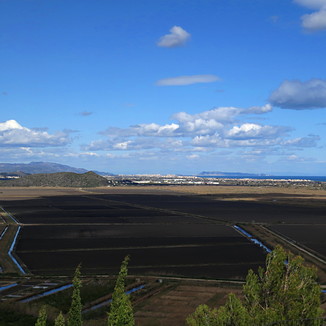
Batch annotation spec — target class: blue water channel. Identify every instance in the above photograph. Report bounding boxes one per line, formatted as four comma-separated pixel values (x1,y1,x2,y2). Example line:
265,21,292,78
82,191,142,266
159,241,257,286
0,206,19,224
0,226,8,241
233,225,271,253
20,284,74,303
8,226,26,275
0,283,18,292
83,284,146,314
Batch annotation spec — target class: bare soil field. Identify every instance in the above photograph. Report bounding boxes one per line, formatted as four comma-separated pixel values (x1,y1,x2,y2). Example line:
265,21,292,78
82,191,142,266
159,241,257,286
134,283,242,326
0,186,325,324
0,187,268,278
154,185,326,204
0,186,325,280
17,244,265,277
90,192,326,224
0,187,84,200
268,225,326,258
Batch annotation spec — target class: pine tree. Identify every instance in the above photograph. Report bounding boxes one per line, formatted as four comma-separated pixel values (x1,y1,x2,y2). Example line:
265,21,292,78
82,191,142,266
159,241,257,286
186,304,219,326
35,305,47,326
67,265,82,326
187,246,324,326
108,256,135,326
215,294,251,326
55,312,65,326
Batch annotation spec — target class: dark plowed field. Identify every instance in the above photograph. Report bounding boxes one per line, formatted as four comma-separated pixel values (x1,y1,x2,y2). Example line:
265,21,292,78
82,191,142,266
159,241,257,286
92,194,326,224
17,236,249,251
16,224,245,252
17,224,240,239
17,243,266,277
10,191,325,278
3,193,325,224
269,225,326,258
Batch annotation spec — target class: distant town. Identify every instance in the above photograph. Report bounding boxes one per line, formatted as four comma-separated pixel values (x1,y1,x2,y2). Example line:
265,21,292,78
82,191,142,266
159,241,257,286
0,162,325,189
104,174,326,189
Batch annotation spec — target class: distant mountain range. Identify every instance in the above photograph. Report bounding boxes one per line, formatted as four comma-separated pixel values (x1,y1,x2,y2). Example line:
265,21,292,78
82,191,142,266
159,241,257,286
0,171,109,187
198,171,268,177
0,162,112,176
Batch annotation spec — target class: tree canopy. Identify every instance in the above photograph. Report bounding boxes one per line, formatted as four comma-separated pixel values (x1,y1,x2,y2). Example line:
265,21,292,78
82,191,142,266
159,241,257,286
108,256,135,326
67,265,82,326
187,246,324,326
35,306,47,326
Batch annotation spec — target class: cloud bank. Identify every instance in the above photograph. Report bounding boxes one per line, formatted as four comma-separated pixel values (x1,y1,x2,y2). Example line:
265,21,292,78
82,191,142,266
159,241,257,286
85,104,316,157
157,26,191,48
269,79,326,109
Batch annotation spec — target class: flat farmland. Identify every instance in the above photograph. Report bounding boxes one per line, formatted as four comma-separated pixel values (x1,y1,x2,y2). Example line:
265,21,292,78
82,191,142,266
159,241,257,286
2,186,325,279
17,244,265,277
2,196,190,224
16,224,245,251
91,192,326,224
0,189,268,278
268,225,326,258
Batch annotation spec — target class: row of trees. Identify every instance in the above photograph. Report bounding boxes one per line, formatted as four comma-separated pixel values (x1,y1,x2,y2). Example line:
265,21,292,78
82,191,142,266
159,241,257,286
35,247,324,326
35,256,134,326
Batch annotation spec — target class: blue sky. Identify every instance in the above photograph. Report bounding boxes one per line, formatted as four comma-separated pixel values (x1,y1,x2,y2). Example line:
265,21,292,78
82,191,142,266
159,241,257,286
1,0,326,175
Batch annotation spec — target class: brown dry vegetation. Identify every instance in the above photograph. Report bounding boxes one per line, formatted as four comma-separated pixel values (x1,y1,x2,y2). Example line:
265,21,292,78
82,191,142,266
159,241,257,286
134,282,242,326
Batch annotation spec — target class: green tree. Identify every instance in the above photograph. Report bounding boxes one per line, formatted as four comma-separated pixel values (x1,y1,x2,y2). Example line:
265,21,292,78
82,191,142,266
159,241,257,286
186,304,219,326
35,305,47,326
214,294,251,326
108,256,135,326
55,312,65,326
187,246,324,326
67,265,82,326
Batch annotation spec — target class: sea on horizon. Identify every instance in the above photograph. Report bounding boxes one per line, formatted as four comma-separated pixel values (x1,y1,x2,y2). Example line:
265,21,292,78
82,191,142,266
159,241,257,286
200,175,326,182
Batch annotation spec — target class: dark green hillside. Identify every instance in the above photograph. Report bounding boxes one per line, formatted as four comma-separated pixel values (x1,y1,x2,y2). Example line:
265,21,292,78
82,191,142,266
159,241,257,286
0,171,109,187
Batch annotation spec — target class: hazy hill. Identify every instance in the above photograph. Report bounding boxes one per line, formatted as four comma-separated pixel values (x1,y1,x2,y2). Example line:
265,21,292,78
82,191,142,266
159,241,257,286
0,162,88,174
0,162,112,176
0,171,109,187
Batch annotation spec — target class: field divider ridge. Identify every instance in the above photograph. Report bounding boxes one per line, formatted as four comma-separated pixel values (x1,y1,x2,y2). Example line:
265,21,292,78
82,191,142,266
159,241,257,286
261,225,326,265
0,206,20,225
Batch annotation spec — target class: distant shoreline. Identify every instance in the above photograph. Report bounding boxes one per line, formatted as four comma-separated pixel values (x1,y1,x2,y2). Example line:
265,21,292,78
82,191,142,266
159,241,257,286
199,175,326,182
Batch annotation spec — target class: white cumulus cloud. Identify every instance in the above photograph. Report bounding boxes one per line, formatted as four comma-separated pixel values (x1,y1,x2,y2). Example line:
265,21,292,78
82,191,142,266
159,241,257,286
246,104,273,114
156,74,219,86
269,79,326,109
85,102,318,159
173,106,242,125
157,26,191,48
0,120,70,147
0,120,24,131
301,9,326,31
294,0,326,31
226,123,288,139
133,123,180,137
